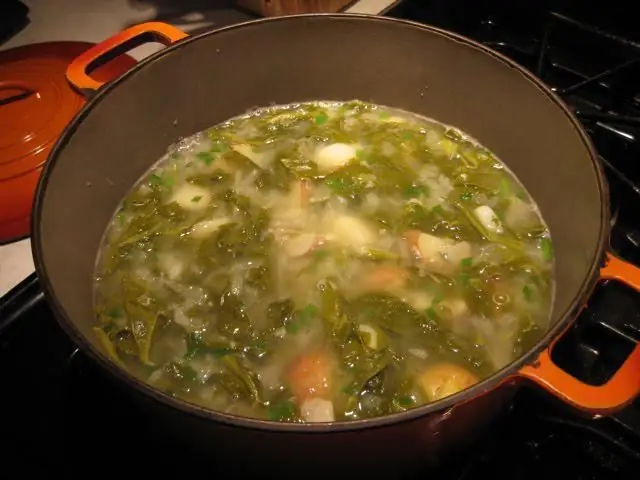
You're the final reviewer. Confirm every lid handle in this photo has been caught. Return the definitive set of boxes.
[0,81,35,106]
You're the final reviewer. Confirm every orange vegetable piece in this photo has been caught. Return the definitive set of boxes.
[287,349,333,402]
[363,266,409,292]
[403,230,422,258]
[299,179,311,208]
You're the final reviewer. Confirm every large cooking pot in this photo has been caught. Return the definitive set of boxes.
[32,15,640,475]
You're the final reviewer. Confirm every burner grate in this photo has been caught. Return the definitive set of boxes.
[386,0,640,474]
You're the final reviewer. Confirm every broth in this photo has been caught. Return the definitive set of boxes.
[94,100,554,423]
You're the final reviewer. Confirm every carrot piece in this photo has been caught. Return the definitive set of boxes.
[363,266,409,292]
[287,349,333,402]
[299,179,311,208]
[403,229,422,258]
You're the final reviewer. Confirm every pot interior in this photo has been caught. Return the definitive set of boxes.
[36,15,606,382]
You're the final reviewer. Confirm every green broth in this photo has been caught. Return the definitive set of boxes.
[94,100,554,423]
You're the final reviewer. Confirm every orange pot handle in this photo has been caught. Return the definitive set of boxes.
[519,252,640,414]
[66,22,188,92]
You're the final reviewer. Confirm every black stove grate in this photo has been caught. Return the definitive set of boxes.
[388,0,640,475]
[1,0,640,477]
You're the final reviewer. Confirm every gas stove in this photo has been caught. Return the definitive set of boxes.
[1,0,639,477]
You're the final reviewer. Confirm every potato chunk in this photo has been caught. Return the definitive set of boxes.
[417,362,478,401]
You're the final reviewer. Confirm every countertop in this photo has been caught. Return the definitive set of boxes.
[0,0,398,297]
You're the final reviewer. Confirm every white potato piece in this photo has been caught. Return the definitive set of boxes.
[417,362,479,401]
[190,217,232,239]
[169,183,211,211]
[284,233,317,257]
[158,253,184,280]
[471,314,519,370]
[300,397,335,423]
[474,205,503,234]
[408,348,428,359]
[445,241,472,264]
[439,298,469,320]
[416,231,449,260]
[504,197,538,231]
[438,298,472,336]
[328,214,374,248]
[173,308,190,327]
[231,143,271,169]
[385,115,407,124]
[314,143,358,173]
[408,231,472,274]
[357,324,382,350]
[402,290,435,311]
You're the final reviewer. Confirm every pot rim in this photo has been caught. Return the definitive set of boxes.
[32,13,609,433]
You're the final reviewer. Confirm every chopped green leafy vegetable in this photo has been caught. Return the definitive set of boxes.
[268,400,298,421]
[315,111,329,125]
[540,237,553,261]
[94,99,553,424]
[196,151,216,166]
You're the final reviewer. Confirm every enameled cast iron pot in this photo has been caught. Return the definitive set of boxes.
[32,15,640,475]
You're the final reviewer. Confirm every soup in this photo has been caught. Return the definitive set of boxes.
[94,100,554,423]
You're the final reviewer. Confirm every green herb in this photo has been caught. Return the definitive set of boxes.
[210,141,227,153]
[314,249,330,261]
[148,173,162,185]
[300,303,319,321]
[540,237,553,261]
[149,172,174,187]
[342,384,357,395]
[196,151,215,166]
[268,400,297,421]
[403,185,430,199]
[461,257,473,267]
[325,177,348,193]
[431,205,445,215]
[106,307,123,318]
[401,131,413,140]
[286,303,318,334]
[191,195,203,202]
[499,178,511,197]
[379,111,390,120]
[425,307,438,320]
[522,284,533,301]
[315,111,329,125]
[211,347,234,357]
[460,191,473,201]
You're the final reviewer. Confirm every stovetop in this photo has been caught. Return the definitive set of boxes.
[1,0,640,477]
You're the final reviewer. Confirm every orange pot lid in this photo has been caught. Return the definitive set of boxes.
[0,41,135,244]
